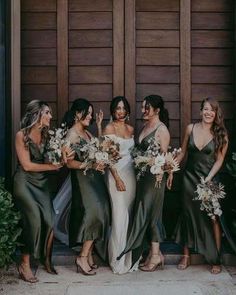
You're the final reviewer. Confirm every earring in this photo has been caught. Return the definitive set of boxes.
[109,116,113,123]
[126,114,130,121]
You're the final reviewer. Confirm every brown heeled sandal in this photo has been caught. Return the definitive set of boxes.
[75,256,96,276]
[17,264,39,283]
[177,255,190,270]
[139,254,164,272]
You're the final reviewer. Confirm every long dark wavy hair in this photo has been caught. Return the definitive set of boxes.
[62,98,94,129]
[20,100,51,148]
[200,97,228,156]
[110,96,130,120]
[144,94,169,128]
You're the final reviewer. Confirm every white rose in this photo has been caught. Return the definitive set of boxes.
[154,155,165,167]
[95,152,103,161]
[150,165,163,175]
[101,152,109,161]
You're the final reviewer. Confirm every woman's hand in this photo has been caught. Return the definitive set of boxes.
[204,176,211,183]
[166,172,173,190]
[93,161,106,172]
[96,110,103,128]
[62,145,75,164]
[115,177,126,191]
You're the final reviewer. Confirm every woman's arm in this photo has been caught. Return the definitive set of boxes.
[96,110,104,137]
[176,124,192,164]
[155,125,170,153]
[15,131,61,172]
[205,138,228,182]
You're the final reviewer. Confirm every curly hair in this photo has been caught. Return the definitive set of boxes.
[20,100,51,148]
[200,97,228,156]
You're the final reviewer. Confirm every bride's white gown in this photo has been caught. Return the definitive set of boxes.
[107,135,138,274]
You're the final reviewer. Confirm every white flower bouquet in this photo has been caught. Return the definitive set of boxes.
[46,124,70,164]
[132,138,180,187]
[194,177,226,220]
[73,135,121,174]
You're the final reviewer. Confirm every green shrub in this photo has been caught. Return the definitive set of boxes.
[227,153,236,181]
[0,177,21,268]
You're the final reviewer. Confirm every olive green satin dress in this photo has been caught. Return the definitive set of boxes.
[118,127,166,264]
[175,129,228,265]
[13,139,53,261]
[69,138,110,261]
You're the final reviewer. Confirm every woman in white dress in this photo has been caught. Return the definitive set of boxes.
[97,96,138,274]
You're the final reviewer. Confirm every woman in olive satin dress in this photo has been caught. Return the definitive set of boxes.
[175,97,234,274]
[62,98,110,275]
[118,95,173,271]
[13,100,63,283]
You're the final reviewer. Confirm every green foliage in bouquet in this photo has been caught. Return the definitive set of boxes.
[0,178,21,268]
[227,153,236,181]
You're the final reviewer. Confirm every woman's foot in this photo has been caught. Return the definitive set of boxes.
[177,255,190,270]
[44,258,58,275]
[211,265,222,274]
[139,253,151,267]
[75,256,96,275]
[88,252,98,269]
[139,254,164,272]
[17,263,38,283]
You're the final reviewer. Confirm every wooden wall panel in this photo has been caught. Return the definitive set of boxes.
[21,13,56,29]
[69,66,112,84]
[136,48,179,65]
[136,12,179,29]
[192,31,234,48]
[22,49,57,65]
[192,84,233,101]
[137,66,180,83]
[22,67,57,84]
[192,49,233,66]
[69,48,112,65]
[136,84,180,101]
[22,31,57,48]
[69,84,112,101]
[21,0,56,12]
[136,0,180,11]
[69,0,112,11]
[192,0,233,12]
[69,30,112,47]
[22,85,57,102]
[192,12,233,30]
[69,12,112,29]
[136,30,179,47]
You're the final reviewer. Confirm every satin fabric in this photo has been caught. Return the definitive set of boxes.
[13,139,53,261]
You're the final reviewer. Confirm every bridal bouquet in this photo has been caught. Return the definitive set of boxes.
[46,124,70,164]
[132,138,180,187]
[73,136,121,174]
[194,177,226,220]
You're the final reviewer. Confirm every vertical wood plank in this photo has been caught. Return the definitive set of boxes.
[180,0,191,140]
[11,0,21,172]
[57,0,68,122]
[113,0,124,97]
[125,0,136,127]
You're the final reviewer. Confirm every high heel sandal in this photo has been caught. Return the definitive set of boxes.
[211,265,222,274]
[139,254,164,272]
[17,264,39,283]
[88,254,98,270]
[177,255,190,270]
[139,253,151,267]
[75,256,96,276]
[44,259,58,275]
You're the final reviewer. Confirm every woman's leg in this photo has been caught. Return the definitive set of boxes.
[75,240,96,275]
[88,243,98,269]
[44,230,58,274]
[177,246,190,270]
[211,219,222,274]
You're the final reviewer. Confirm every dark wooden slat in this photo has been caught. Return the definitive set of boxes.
[113,0,124,97]
[136,30,179,47]
[192,49,233,66]
[21,0,56,12]
[22,67,57,84]
[136,0,180,11]
[192,12,233,30]
[136,84,180,101]
[69,48,112,65]
[136,12,179,29]
[22,85,57,101]
[69,30,112,47]
[192,31,234,48]
[125,0,136,126]
[137,48,179,65]
[69,12,112,29]
[69,84,112,101]
[21,31,57,48]
[192,102,234,120]
[91,102,112,118]
[57,0,69,122]
[192,84,234,101]
[22,49,56,66]
[192,66,233,84]
[21,12,56,30]
[192,0,233,12]
[69,66,112,84]
[136,66,180,83]
[69,0,112,12]
[136,101,180,120]
[180,0,191,139]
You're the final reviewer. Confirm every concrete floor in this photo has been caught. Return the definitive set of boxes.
[1,265,236,295]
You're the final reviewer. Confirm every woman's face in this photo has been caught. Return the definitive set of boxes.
[113,100,127,121]
[40,106,52,127]
[141,100,157,120]
[201,102,216,124]
[80,106,93,127]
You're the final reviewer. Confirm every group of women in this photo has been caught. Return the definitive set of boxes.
[13,95,235,283]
